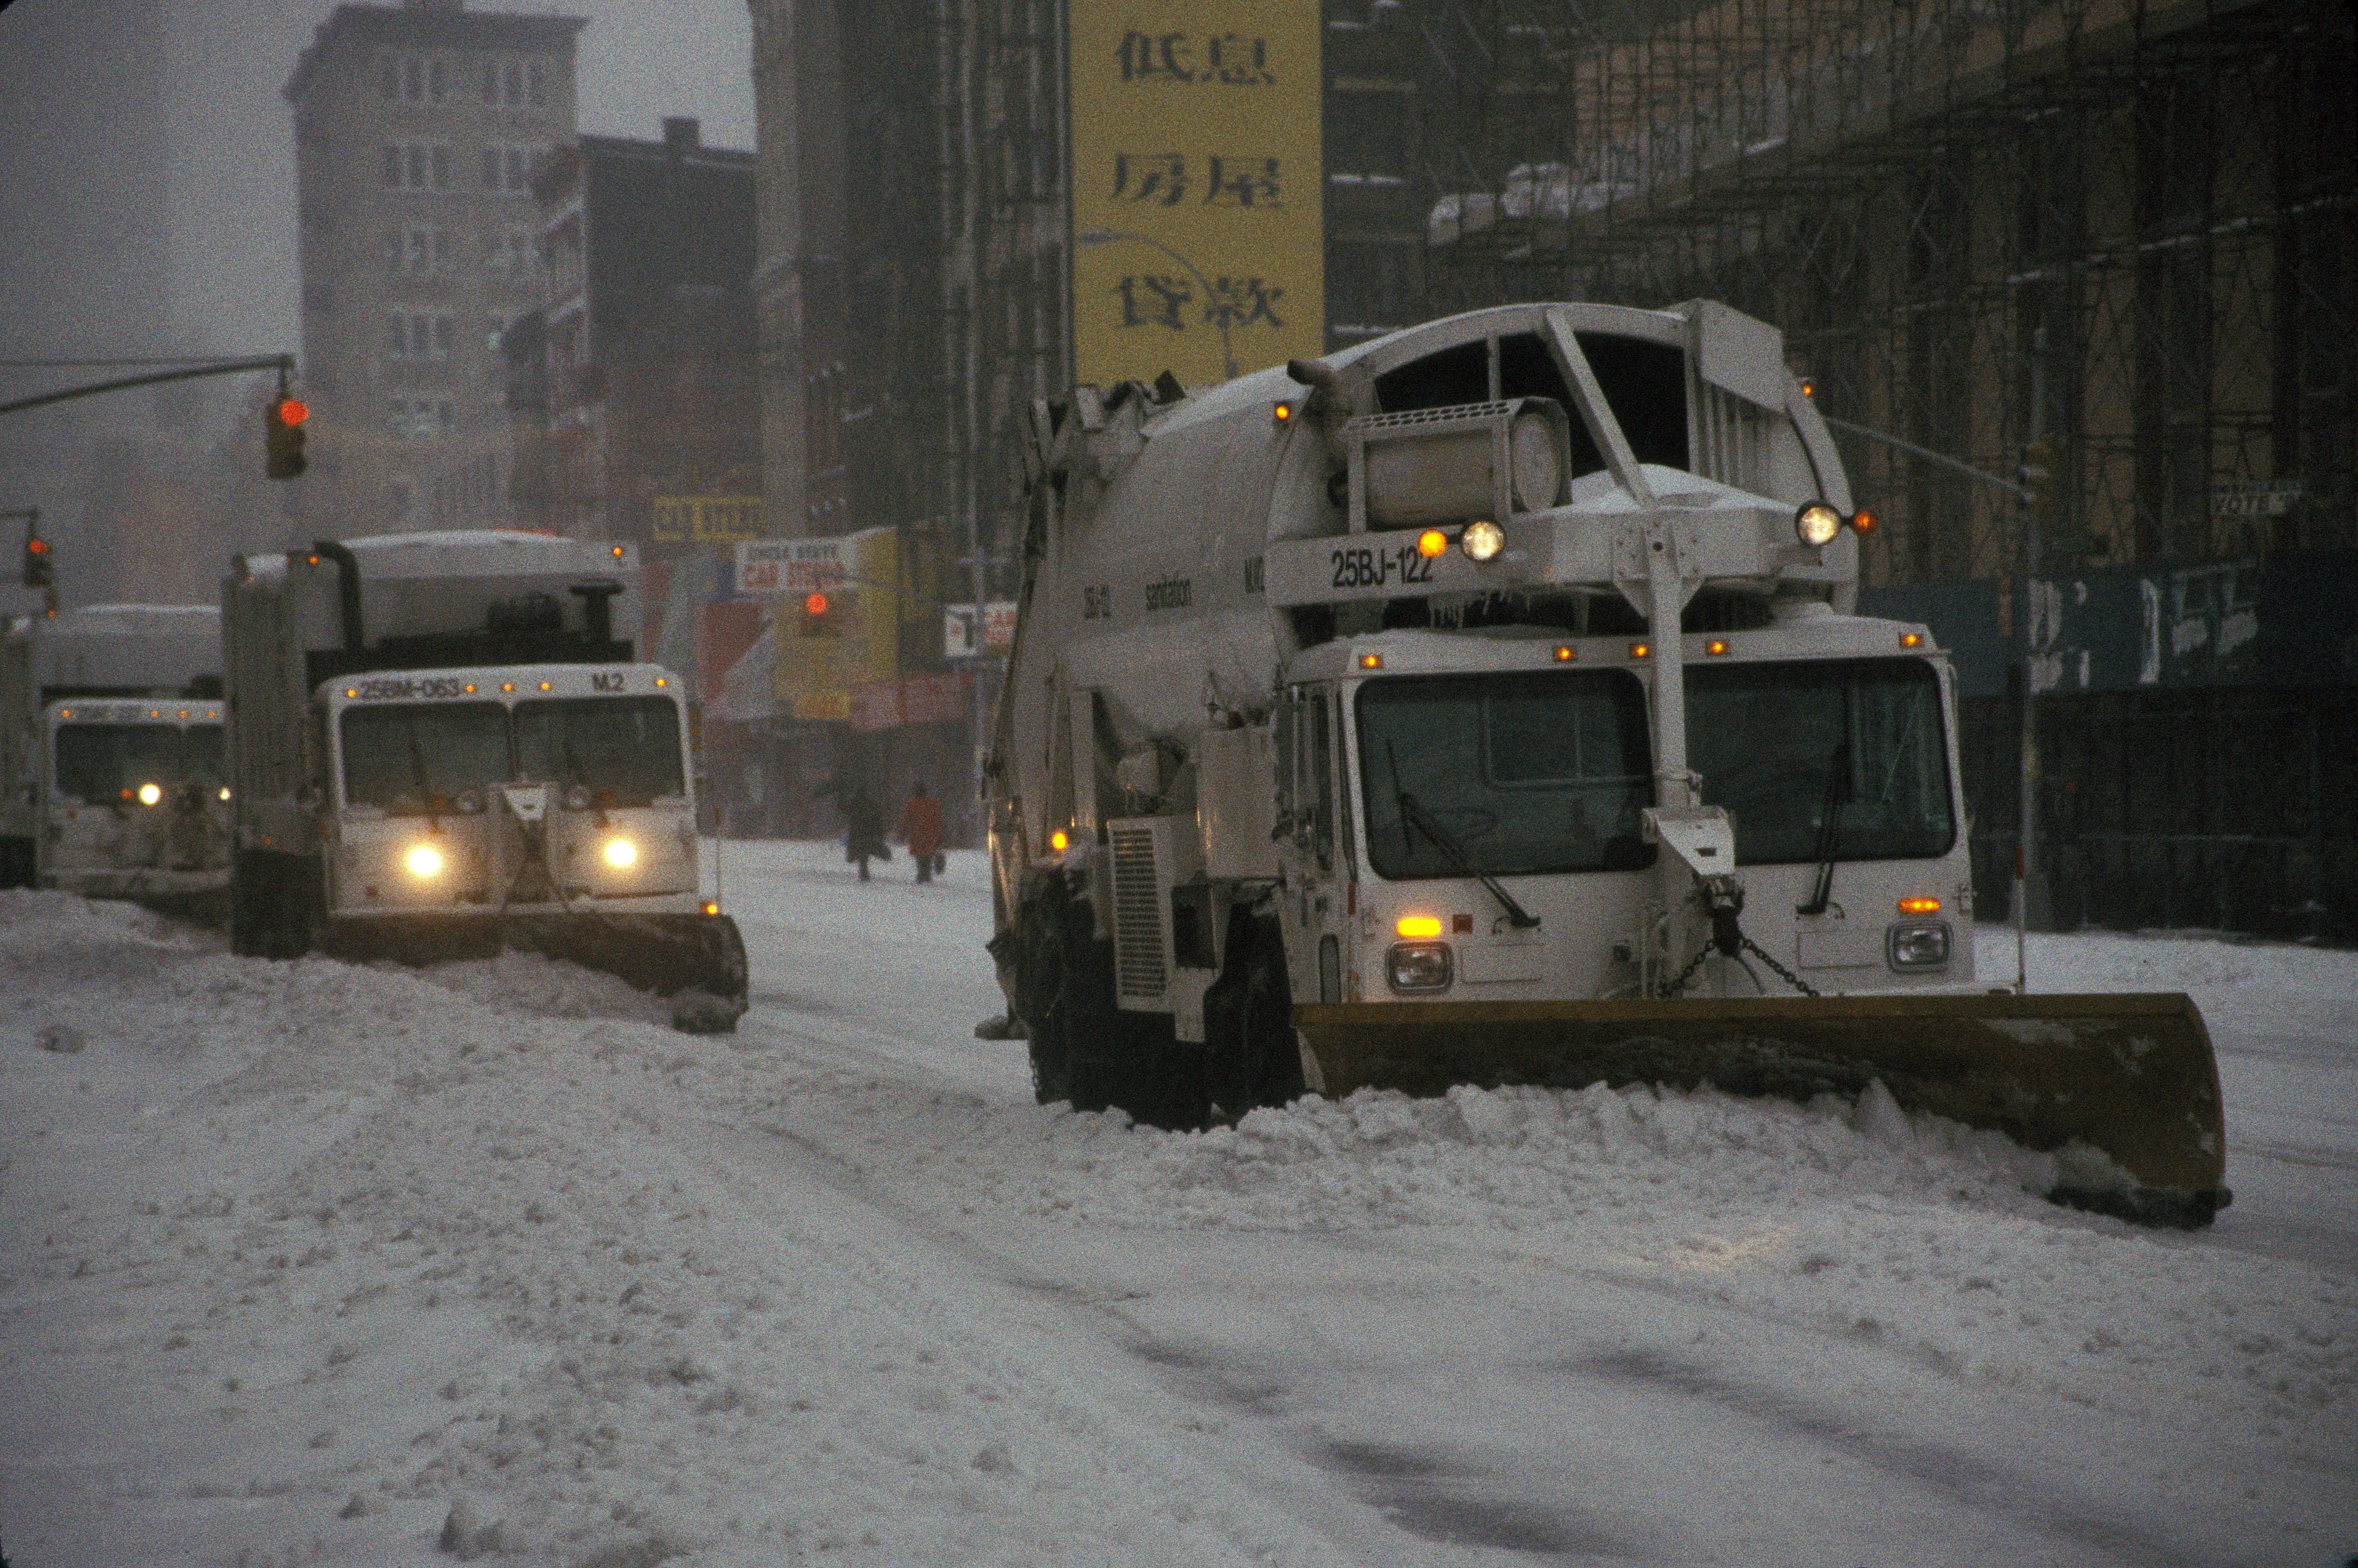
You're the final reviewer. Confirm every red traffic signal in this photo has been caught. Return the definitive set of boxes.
[22,525,53,588]
[266,394,309,480]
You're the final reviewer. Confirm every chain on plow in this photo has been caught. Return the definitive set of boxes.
[1654,874,1821,1000]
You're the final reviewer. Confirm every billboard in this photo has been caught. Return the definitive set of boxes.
[1069,5,1323,388]
[652,495,765,544]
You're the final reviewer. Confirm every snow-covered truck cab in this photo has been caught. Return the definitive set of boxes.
[1277,613,1972,1018]
[989,299,2228,1226]
[322,662,698,919]
[0,603,230,906]
[40,692,229,901]
[225,532,745,1031]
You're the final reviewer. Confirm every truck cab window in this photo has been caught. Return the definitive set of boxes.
[1573,332,1688,470]
[340,702,509,814]
[1373,338,1489,412]
[514,697,685,806]
[55,724,219,803]
[1686,658,1954,864]
[1356,670,1656,878]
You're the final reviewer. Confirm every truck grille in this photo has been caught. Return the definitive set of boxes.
[1108,824,1167,1000]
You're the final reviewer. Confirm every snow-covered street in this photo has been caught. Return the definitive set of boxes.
[4,840,2352,1566]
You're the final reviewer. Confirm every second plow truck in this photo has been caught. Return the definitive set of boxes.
[223,531,747,1032]
[0,603,228,905]
[985,300,2229,1227]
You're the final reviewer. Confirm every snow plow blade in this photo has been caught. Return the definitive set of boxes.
[1292,992,2229,1228]
[326,912,749,1033]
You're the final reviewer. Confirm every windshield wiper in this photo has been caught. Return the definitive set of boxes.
[409,733,441,825]
[1387,743,1540,929]
[1796,735,1851,916]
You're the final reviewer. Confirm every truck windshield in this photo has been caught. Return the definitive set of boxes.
[339,696,685,813]
[1687,657,1954,864]
[53,724,225,803]
[514,697,684,806]
[1356,670,1656,878]
[340,702,510,814]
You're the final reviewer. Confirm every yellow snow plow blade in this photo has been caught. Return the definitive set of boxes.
[1293,992,2229,1228]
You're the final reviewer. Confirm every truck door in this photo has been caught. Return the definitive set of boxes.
[1279,683,1350,1004]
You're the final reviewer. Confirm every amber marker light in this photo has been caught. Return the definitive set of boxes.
[1049,829,1070,853]
[700,900,720,917]
[1416,528,1449,559]
[345,687,359,698]
[1358,653,1384,670]
[1900,631,1925,648]
[1851,508,1878,535]
[610,544,626,559]
[1396,914,1445,940]
[1899,896,1942,915]
[1629,641,1651,659]
[538,681,553,691]
[1705,639,1731,656]
[1552,644,1576,661]
[502,682,516,692]
[1272,401,1294,424]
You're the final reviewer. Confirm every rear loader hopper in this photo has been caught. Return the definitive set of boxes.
[983,301,2230,1226]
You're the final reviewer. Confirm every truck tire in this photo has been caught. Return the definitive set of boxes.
[0,836,35,891]
[1202,912,1304,1120]
[1013,869,1204,1128]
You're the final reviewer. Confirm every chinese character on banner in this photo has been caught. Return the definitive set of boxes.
[1111,152,1188,205]
[1203,156,1281,207]
[1115,275,1193,331]
[1207,277,1285,330]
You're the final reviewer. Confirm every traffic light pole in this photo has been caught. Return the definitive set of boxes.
[0,354,296,418]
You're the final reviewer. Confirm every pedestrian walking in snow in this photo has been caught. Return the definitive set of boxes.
[900,780,944,884]
[845,786,888,881]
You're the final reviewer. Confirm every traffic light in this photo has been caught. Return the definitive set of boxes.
[266,394,309,480]
[799,589,838,638]
[21,516,52,588]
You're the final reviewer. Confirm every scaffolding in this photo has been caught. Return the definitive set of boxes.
[1390,0,2354,587]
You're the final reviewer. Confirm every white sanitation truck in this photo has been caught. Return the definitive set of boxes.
[0,603,228,906]
[984,300,2228,1226]
[222,531,746,1031]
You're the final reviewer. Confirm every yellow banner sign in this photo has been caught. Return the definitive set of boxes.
[652,495,765,544]
[1069,4,1323,389]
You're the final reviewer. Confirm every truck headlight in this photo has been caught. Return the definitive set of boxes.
[1887,921,1950,970]
[602,836,638,869]
[1795,502,1844,547]
[1460,519,1505,561]
[1387,941,1453,992]
[138,782,163,806]
[405,842,445,879]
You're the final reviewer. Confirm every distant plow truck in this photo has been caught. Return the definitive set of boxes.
[223,531,746,1032]
[1,603,229,913]
[983,300,2228,1228]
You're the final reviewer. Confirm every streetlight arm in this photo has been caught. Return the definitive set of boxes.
[1818,413,2032,502]
[1073,230,1238,380]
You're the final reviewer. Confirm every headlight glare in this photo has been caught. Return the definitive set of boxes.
[1795,502,1844,547]
[603,836,638,869]
[1459,519,1506,561]
[138,782,163,806]
[404,842,445,879]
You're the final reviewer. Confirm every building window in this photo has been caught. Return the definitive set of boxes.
[488,226,542,278]
[387,310,454,361]
[482,142,539,194]
[383,55,446,105]
[385,224,450,277]
[382,140,452,191]
[483,57,547,109]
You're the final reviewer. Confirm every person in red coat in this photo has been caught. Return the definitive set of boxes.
[898,780,944,883]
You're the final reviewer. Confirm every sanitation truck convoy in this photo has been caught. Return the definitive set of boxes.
[984,300,2229,1227]
[223,531,747,1032]
[0,603,228,906]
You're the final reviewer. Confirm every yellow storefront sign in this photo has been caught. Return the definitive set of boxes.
[1069,4,1323,389]
[775,526,901,722]
[652,495,766,544]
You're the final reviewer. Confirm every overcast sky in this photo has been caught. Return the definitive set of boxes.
[0,0,755,373]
